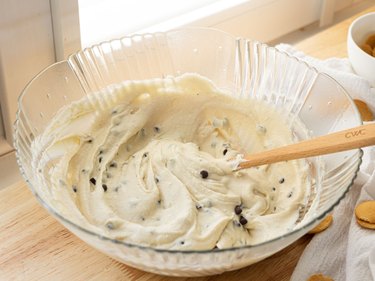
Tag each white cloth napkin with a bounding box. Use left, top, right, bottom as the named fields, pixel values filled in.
left=275, top=44, right=375, bottom=281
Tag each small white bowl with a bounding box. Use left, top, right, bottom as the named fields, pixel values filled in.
left=347, top=12, right=375, bottom=87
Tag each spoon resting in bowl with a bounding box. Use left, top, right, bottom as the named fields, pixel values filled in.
left=236, top=122, right=375, bottom=170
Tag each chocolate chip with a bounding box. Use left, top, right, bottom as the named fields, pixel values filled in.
left=279, top=178, right=285, bottom=184
left=234, top=205, right=242, bottom=215
left=180, top=241, right=185, bottom=245
left=223, top=148, right=228, bottom=155
left=200, top=170, right=209, bottom=179
left=143, top=152, right=148, bottom=158
left=272, top=187, right=276, bottom=191
left=157, top=200, right=161, bottom=204
left=90, top=178, right=96, bottom=185
left=155, top=177, right=159, bottom=183
left=99, top=150, right=104, bottom=155
left=106, top=222, right=115, bottom=230
left=239, top=215, right=248, bottom=225
left=153, top=126, right=160, bottom=133
left=109, top=162, right=117, bottom=168
left=102, top=184, right=108, bottom=192
left=287, top=191, right=293, bottom=198
left=86, top=138, right=93, bottom=143
left=72, top=185, right=77, bottom=193
left=99, top=156, right=102, bottom=163
left=112, top=110, right=118, bottom=115
left=196, top=204, right=202, bottom=210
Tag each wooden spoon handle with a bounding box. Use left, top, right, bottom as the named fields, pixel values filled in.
left=237, top=122, right=375, bottom=170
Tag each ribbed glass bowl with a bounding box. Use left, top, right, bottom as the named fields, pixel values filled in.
left=14, top=28, right=362, bottom=276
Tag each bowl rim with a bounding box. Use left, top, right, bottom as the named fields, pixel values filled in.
left=14, top=27, right=363, bottom=255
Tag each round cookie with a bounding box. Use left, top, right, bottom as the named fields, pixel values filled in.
left=308, top=214, right=333, bottom=234
left=353, top=99, right=374, bottom=122
left=355, top=201, right=375, bottom=229
left=361, top=43, right=373, bottom=56
left=365, top=34, right=375, bottom=48
left=307, top=273, right=334, bottom=281
left=356, top=219, right=375, bottom=230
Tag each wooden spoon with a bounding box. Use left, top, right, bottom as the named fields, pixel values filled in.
left=236, top=122, right=375, bottom=170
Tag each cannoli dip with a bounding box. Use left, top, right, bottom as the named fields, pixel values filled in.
left=32, top=73, right=311, bottom=250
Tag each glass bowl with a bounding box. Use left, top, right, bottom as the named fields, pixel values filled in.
left=14, top=28, right=362, bottom=276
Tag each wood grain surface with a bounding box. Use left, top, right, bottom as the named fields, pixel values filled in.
left=1, top=5, right=374, bottom=281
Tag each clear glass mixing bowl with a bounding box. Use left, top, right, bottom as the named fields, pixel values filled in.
left=14, top=28, right=362, bottom=276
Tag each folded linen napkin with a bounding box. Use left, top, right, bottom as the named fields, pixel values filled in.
left=275, top=44, right=375, bottom=281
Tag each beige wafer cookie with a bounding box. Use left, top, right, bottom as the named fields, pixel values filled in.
left=355, top=200, right=375, bottom=229
left=354, top=99, right=374, bottom=122
left=361, top=34, right=375, bottom=57
left=365, top=34, right=375, bottom=48
left=307, top=273, right=334, bottom=281
left=356, top=219, right=375, bottom=230
left=308, top=214, right=333, bottom=234
left=361, top=43, right=373, bottom=56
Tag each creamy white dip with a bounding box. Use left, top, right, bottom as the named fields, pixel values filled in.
left=32, top=73, right=311, bottom=250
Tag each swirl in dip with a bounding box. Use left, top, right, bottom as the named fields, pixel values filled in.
left=32, top=73, right=311, bottom=250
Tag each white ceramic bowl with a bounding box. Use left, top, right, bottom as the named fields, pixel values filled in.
left=347, top=12, right=375, bottom=87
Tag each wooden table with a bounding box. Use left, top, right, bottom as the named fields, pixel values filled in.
left=1, top=6, right=374, bottom=281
